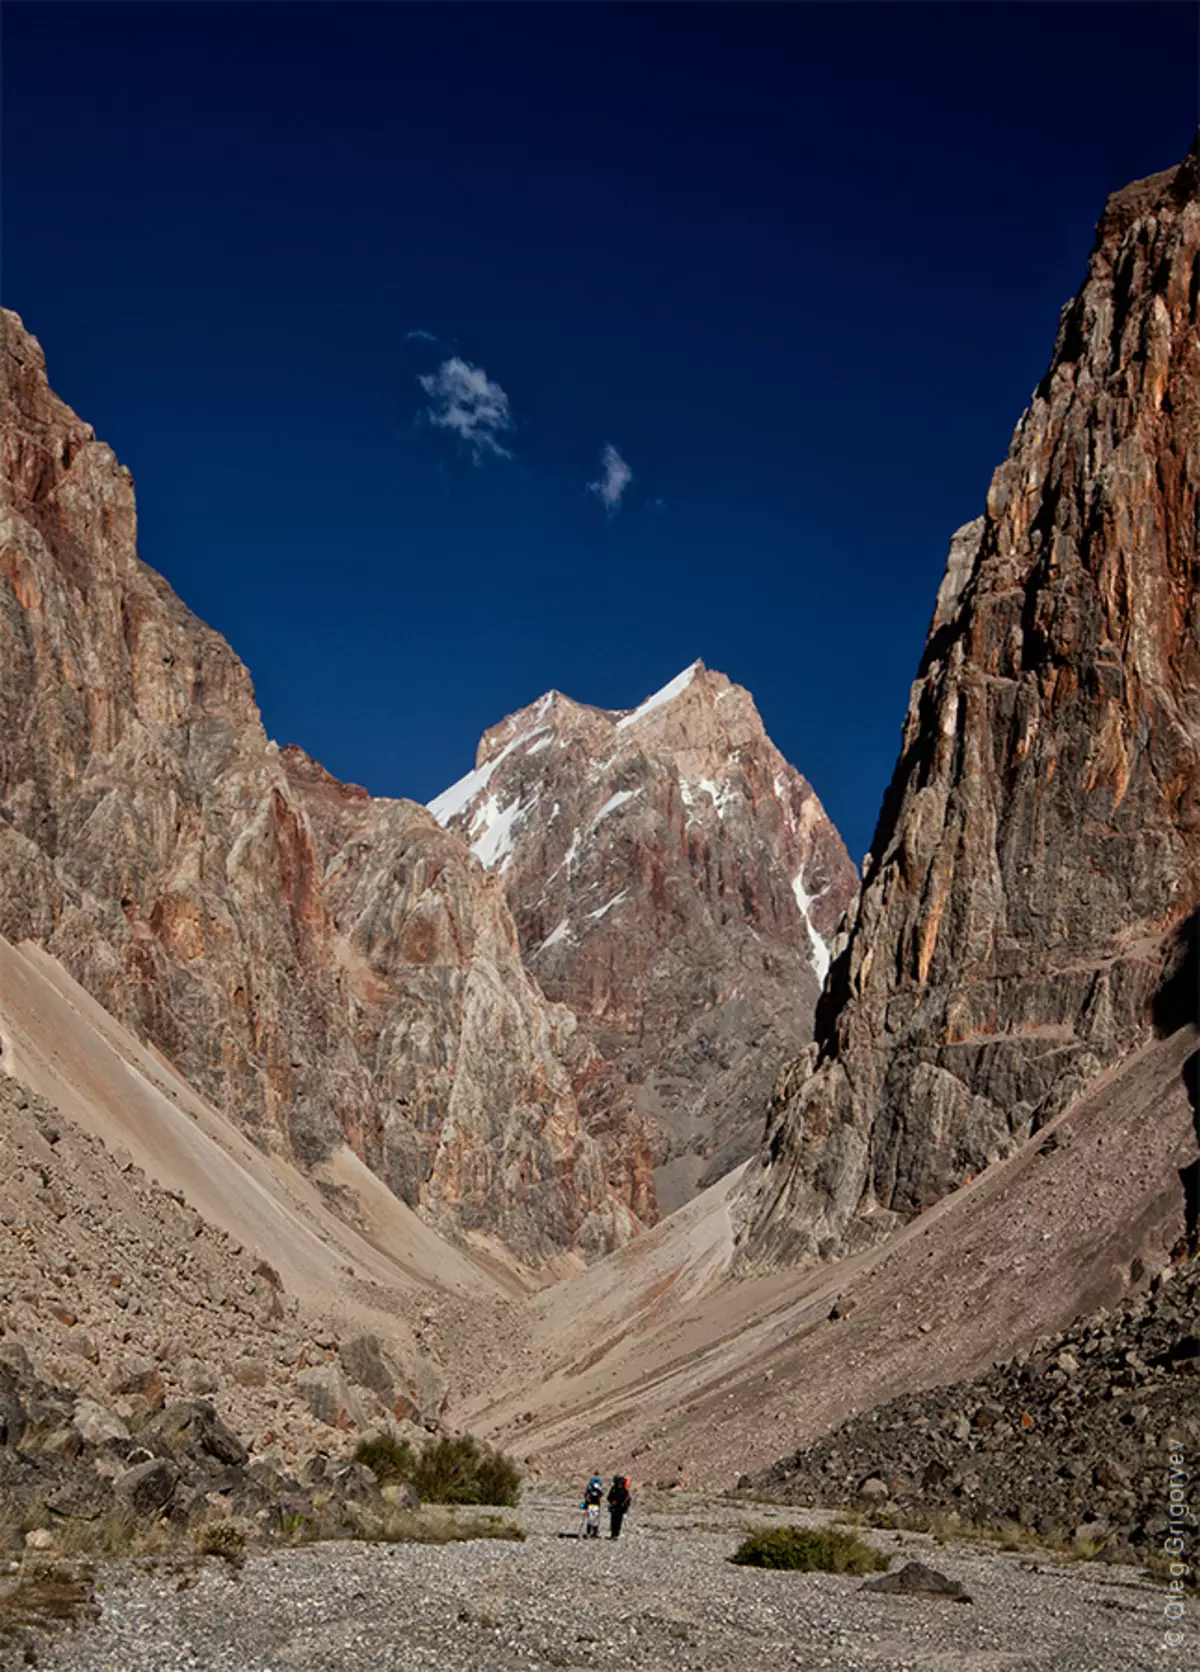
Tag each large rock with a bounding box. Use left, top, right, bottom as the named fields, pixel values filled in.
left=71, top=1399, right=129, bottom=1448
left=114, top=1456, right=179, bottom=1515
left=340, top=1334, right=403, bottom=1406
left=296, top=1366, right=369, bottom=1431
left=0, top=1364, right=26, bottom=1448
left=141, top=1401, right=249, bottom=1467
left=862, top=1562, right=972, bottom=1603
left=736, top=139, right=1200, bottom=1267
left=429, top=663, right=857, bottom=1211
left=0, top=310, right=634, bottom=1267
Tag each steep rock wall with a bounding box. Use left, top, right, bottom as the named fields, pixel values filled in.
left=736, top=141, right=1200, bottom=1266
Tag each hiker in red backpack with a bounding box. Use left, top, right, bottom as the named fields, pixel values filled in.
left=608, top=1474, right=631, bottom=1540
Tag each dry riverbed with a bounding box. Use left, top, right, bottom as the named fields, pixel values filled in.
left=29, top=1491, right=1197, bottom=1672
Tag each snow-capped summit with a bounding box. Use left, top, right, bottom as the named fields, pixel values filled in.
left=429, top=661, right=858, bottom=1212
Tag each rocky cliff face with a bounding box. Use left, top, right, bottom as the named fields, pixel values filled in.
left=0, top=309, right=635, bottom=1266
left=735, top=141, right=1200, bottom=1267
left=429, top=663, right=858, bottom=1211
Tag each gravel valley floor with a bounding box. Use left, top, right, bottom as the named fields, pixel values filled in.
left=31, top=1492, right=1198, bottom=1672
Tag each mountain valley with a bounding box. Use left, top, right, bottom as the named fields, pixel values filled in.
left=1, top=135, right=1199, bottom=1671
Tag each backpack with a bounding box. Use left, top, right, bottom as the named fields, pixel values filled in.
left=584, top=1481, right=603, bottom=1506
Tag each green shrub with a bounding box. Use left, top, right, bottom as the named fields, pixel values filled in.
left=730, top=1524, right=889, bottom=1575
left=354, top=1435, right=416, bottom=1485
left=471, top=1449, right=523, bottom=1508
left=411, top=1435, right=522, bottom=1507
left=353, top=1431, right=520, bottom=1507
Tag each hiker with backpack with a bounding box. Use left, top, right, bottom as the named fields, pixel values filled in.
left=608, top=1474, right=631, bottom=1540
left=581, top=1473, right=604, bottom=1538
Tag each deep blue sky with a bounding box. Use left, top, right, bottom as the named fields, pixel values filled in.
left=3, top=4, right=1196, bottom=862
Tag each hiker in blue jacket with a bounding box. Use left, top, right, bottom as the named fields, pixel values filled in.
left=581, top=1473, right=603, bottom=1538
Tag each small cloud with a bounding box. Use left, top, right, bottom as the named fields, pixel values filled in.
left=406, top=328, right=439, bottom=343
left=418, top=357, right=514, bottom=461
left=587, top=443, right=634, bottom=515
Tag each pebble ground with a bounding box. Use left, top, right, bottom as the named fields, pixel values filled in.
left=35, top=1492, right=1198, bottom=1672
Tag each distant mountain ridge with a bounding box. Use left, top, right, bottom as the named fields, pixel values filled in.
left=429, top=659, right=858, bottom=1210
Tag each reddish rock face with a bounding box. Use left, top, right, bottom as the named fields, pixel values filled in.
left=0, top=310, right=635, bottom=1267
left=429, top=662, right=858, bottom=1211
left=736, top=142, right=1200, bottom=1268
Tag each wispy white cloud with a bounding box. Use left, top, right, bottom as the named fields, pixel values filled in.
left=418, top=357, right=514, bottom=461
left=406, top=328, right=440, bottom=343
left=587, top=443, right=634, bottom=514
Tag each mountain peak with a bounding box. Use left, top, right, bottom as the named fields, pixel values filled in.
left=428, top=662, right=858, bottom=1213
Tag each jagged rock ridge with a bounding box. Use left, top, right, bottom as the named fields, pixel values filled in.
left=736, top=139, right=1200, bottom=1267
left=430, top=661, right=858, bottom=1210
left=0, top=308, right=638, bottom=1267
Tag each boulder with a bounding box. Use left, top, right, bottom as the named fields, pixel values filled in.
left=297, top=1366, right=368, bottom=1431
left=141, top=1401, right=249, bottom=1467
left=340, top=1335, right=397, bottom=1404
left=858, top=1475, right=889, bottom=1502
left=71, top=1398, right=129, bottom=1447
left=862, top=1561, right=972, bottom=1603
left=114, top=1457, right=179, bottom=1516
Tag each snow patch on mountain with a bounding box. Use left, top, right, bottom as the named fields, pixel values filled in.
left=615, top=662, right=700, bottom=731
left=588, top=889, right=629, bottom=922
left=427, top=727, right=550, bottom=826
left=791, top=872, right=830, bottom=985
left=468, top=791, right=532, bottom=871
left=590, top=788, right=642, bottom=829
left=698, top=777, right=738, bottom=815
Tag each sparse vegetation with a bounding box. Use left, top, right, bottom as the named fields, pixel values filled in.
left=730, top=1523, right=889, bottom=1575
left=839, top=1502, right=1118, bottom=1562
left=411, top=1431, right=514, bottom=1511
left=277, top=1502, right=523, bottom=1546
left=17, top=1506, right=179, bottom=1562
left=191, top=1519, right=249, bottom=1563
